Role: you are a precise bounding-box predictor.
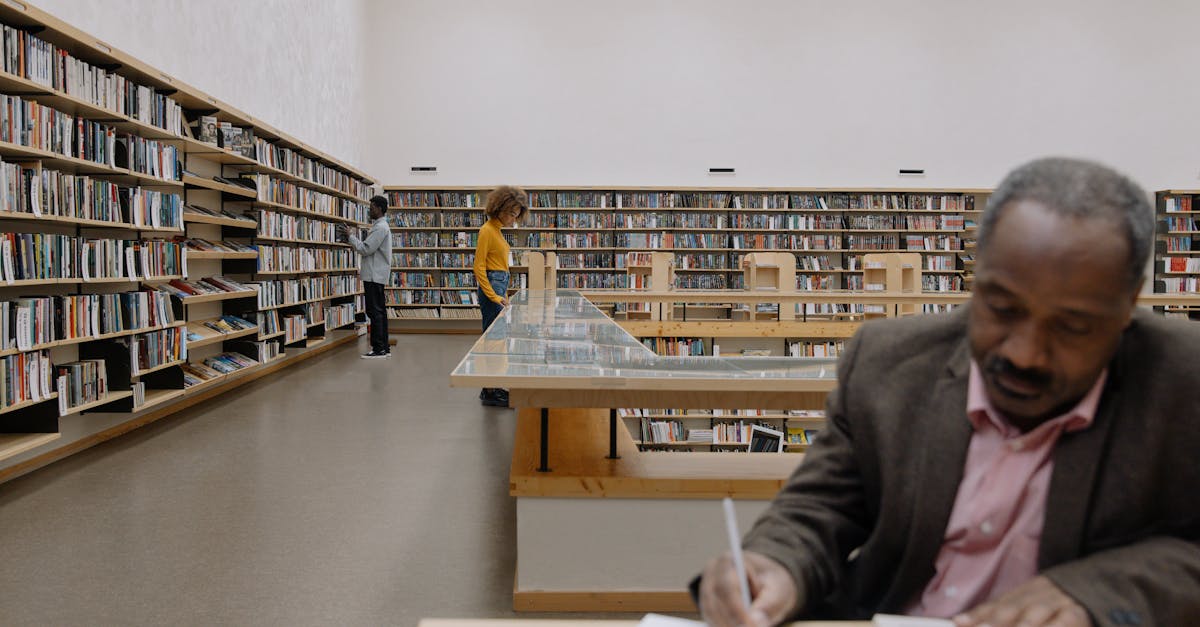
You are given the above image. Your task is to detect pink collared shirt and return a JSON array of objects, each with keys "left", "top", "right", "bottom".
[{"left": 907, "top": 362, "right": 1107, "bottom": 618}]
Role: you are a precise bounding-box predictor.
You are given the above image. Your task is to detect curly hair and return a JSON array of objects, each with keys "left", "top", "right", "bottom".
[{"left": 484, "top": 185, "right": 528, "bottom": 221}]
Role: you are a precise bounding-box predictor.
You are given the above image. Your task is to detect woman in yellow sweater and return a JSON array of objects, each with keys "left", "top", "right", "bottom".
[{"left": 475, "top": 185, "right": 526, "bottom": 406}]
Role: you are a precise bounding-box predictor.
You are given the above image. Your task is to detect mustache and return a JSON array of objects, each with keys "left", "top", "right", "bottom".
[{"left": 985, "top": 356, "right": 1051, "bottom": 388}]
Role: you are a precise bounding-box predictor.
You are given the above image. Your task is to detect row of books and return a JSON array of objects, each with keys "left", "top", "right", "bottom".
[
  {"left": 386, "top": 289, "right": 479, "bottom": 306},
  {"left": 1158, "top": 277, "right": 1200, "bottom": 293},
  {"left": 284, "top": 314, "right": 307, "bottom": 343},
  {"left": 392, "top": 272, "right": 437, "bottom": 287},
  {"left": 1, "top": 291, "right": 175, "bottom": 352},
  {"left": 557, "top": 273, "right": 628, "bottom": 289},
  {"left": 1, "top": 349, "right": 52, "bottom": 410},
  {"left": 730, "top": 214, "right": 841, "bottom": 230},
  {"left": 798, "top": 275, "right": 838, "bottom": 291},
  {"left": 55, "top": 359, "right": 108, "bottom": 413},
  {"left": 730, "top": 234, "right": 837, "bottom": 250},
  {"left": 388, "top": 212, "right": 438, "bottom": 228},
  {"left": 1163, "top": 216, "right": 1198, "bottom": 232},
  {"left": 303, "top": 302, "right": 325, "bottom": 327},
  {"left": 786, "top": 340, "right": 845, "bottom": 358},
  {"left": 641, "top": 337, "right": 707, "bottom": 357},
  {"left": 183, "top": 239, "right": 256, "bottom": 254},
  {"left": 437, "top": 212, "right": 486, "bottom": 228},
  {"left": 194, "top": 119, "right": 254, "bottom": 158},
  {"left": 120, "top": 135, "right": 179, "bottom": 182},
  {"left": 251, "top": 137, "right": 370, "bottom": 200},
  {"left": 182, "top": 362, "right": 223, "bottom": 388},
  {"left": 615, "top": 233, "right": 727, "bottom": 248},
  {"left": 391, "top": 192, "right": 975, "bottom": 211},
  {"left": 325, "top": 303, "right": 356, "bottom": 330},
  {"left": 0, "top": 234, "right": 186, "bottom": 283},
  {"left": 256, "top": 209, "right": 338, "bottom": 243},
  {"left": 258, "top": 310, "right": 281, "bottom": 337},
  {"left": 1, "top": 23, "right": 183, "bottom": 134},
  {"left": 439, "top": 272, "right": 475, "bottom": 288},
  {"left": 1162, "top": 236, "right": 1197, "bottom": 252},
  {"left": 156, "top": 276, "right": 253, "bottom": 299},
  {"left": 255, "top": 245, "right": 358, "bottom": 273},
  {"left": 127, "top": 326, "right": 185, "bottom": 374},
  {"left": 245, "top": 174, "right": 369, "bottom": 224},
  {"left": 1163, "top": 257, "right": 1200, "bottom": 273},
  {"left": 678, "top": 274, "right": 729, "bottom": 289},
  {"left": 923, "top": 275, "right": 964, "bottom": 292},
  {"left": 393, "top": 232, "right": 439, "bottom": 247},
  {"left": 1164, "top": 197, "right": 1193, "bottom": 213},
  {"left": 557, "top": 252, "right": 616, "bottom": 269},
  {"left": 0, "top": 93, "right": 123, "bottom": 166},
  {"left": 251, "top": 275, "right": 361, "bottom": 309}
]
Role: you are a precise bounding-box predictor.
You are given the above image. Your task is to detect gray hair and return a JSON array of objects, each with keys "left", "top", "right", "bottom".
[{"left": 979, "top": 157, "right": 1153, "bottom": 289}]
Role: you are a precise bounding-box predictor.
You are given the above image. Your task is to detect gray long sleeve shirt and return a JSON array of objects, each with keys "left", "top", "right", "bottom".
[{"left": 348, "top": 216, "right": 392, "bottom": 284}]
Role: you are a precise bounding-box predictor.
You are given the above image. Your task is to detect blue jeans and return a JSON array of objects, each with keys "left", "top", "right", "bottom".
[{"left": 479, "top": 270, "right": 509, "bottom": 332}]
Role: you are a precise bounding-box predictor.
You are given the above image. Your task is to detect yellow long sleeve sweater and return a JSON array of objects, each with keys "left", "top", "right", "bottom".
[{"left": 473, "top": 218, "right": 509, "bottom": 304}]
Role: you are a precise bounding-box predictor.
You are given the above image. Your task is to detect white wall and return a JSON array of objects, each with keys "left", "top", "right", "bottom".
[
  {"left": 34, "top": 0, "right": 371, "bottom": 174},
  {"left": 364, "top": 0, "right": 1200, "bottom": 191}
]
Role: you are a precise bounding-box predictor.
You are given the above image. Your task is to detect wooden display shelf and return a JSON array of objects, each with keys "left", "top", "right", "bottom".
[
  {"left": 253, "top": 235, "right": 350, "bottom": 248},
  {"left": 231, "top": 159, "right": 368, "bottom": 204},
  {"left": 0, "top": 320, "right": 187, "bottom": 358},
  {"left": 177, "top": 290, "right": 258, "bottom": 305},
  {"left": 389, "top": 286, "right": 472, "bottom": 290},
  {"left": 257, "top": 291, "right": 362, "bottom": 311},
  {"left": 132, "top": 358, "right": 185, "bottom": 378},
  {"left": 182, "top": 210, "right": 257, "bottom": 229},
  {"left": 0, "top": 433, "right": 61, "bottom": 464},
  {"left": 242, "top": 198, "right": 367, "bottom": 227},
  {"left": 0, "top": 394, "right": 58, "bottom": 416},
  {"left": 136, "top": 388, "right": 187, "bottom": 411},
  {"left": 60, "top": 390, "right": 134, "bottom": 416},
  {"left": 181, "top": 173, "right": 258, "bottom": 197},
  {"left": 186, "top": 320, "right": 261, "bottom": 348},
  {"left": 254, "top": 268, "right": 357, "bottom": 276},
  {"left": 1, "top": 275, "right": 180, "bottom": 288},
  {"left": 257, "top": 330, "right": 286, "bottom": 340},
  {"left": 0, "top": 212, "right": 138, "bottom": 229},
  {"left": 185, "top": 249, "right": 258, "bottom": 260}
]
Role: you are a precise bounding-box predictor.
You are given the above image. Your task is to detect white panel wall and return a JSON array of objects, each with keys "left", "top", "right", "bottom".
[
  {"left": 364, "top": 0, "right": 1200, "bottom": 191},
  {"left": 33, "top": 0, "right": 371, "bottom": 173}
]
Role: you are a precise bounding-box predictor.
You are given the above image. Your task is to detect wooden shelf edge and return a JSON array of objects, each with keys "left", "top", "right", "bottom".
[
  {"left": 0, "top": 433, "right": 61, "bottom": 463},
  {"left": 60, "top": 390, "right": 135, "bottom": 416},
  {"left": 131, "top": 359, "right": 185, "bottom": 378},
  {"left": 0, "top": 393, "right": 59, "bottom": 415}
]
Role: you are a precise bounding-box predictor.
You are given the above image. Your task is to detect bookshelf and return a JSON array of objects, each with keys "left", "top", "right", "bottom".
[
  {"left": 1154, "top": 191, "right": 1200, "bottom": 320},
  {"left": 383, "top": 186, "right": 987, "bottom": 330},
  {"left": 0, "top": 0, "right": 374, "bottom": 469}
]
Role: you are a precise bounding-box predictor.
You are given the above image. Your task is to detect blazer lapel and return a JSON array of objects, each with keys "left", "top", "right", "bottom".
[
  {"left": 1038, "top": 343, "right": 1125, "bottom": 568},
  {"left": 881, "top": 338, "right": 974, "bottom": 610}
]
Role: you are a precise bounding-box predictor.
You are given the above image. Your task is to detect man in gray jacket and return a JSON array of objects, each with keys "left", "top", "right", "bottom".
[{"left": 341, "top": 195, "right": 392, "bottom": 358}]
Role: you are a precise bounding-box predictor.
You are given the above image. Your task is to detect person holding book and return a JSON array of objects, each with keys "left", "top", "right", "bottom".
[
  {"left": 338, "top": 195, "right": 392, "bottom": 359},
  {"left": 474, "top": 185, "right": 527, "bottom": 407},
  {"left": 696, "top": 158, "right": 1200, "bottom": 627}
]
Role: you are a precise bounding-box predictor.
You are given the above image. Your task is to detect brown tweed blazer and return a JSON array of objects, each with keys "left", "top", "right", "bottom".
[{"left": 740, "top": 307, "right": 1200, "bottom": 626}]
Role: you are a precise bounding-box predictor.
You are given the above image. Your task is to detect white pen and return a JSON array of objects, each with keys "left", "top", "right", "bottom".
[{"left": 722, "top": 497, "right": 753, "bottom": 611}]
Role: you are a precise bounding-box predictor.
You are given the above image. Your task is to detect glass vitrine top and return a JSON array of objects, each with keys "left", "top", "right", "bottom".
[{"left": 452, "top": 290, "right": 839, "bottom": 382}]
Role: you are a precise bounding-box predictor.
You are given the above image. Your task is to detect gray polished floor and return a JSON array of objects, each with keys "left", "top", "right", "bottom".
[{"left": 0, "top": 335, "right": 536, "bottom": 626}]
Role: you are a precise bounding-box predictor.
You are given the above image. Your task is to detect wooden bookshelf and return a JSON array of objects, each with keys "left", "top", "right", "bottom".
[
  {"left": 1154, "top": 191, "right": 1200, "bottom": 309},
  {"left": 384, "top": 186, "right": 986, "bottom": 328},
  {"left": 0, "top": 0, "right": 375, "bottom": 474}
]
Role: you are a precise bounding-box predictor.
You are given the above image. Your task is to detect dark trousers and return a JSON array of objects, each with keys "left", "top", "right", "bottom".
[{"left": 364, "top": 281, "right": 387, "bottom": 353}]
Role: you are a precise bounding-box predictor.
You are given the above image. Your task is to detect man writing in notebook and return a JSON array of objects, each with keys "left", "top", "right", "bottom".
[{"left": 697, "top": 158, "right": 1200, "bottom": 626}]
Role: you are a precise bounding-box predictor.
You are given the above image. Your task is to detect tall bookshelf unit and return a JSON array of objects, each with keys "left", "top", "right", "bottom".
[
  {"left": 0, "top": 1, "right": 374, "bottom": 472},
  {"left": 383, "top": 186, "right": 987, "bottom": 328},
  {"left": 1154, "top": 191, "right": 1200, "bottom": 319}
]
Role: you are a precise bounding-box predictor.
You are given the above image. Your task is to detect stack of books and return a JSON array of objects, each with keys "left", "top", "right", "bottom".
[
  {"left": 203, "top": 352, "right": 259, "bottom": 375},
  {"left": 181, "top": 362, "right": 223, "bottom": 387},
  {"left": 183, "top": 238, "right": 256, "bottom": 254},
  {"left": 55, "top": 359, "right": 108, "bottom": 412},
  {"left": 202, "top": 315, "right": 257, "bottom": 334},
  {"left": 156, "top": 276, "right": 253, "bottom": 298}
]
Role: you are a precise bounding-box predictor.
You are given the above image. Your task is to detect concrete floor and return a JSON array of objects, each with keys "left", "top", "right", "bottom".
[{"left": 0, "top": 334, "right": 550, "bottom": 626}]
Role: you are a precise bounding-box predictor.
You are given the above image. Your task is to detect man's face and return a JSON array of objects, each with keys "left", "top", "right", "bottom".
[
  {"left": 370, "top": 205, "right": 385, "bottom": 220},
  {"left": 968, "top": 200, "right": 1139, "bottom": 430}
]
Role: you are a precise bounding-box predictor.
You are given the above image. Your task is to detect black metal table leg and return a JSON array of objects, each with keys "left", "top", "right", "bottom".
[
  {"left": 537, "top": 407, "right": 552, "bottom": 472},
  {"left": 607, "top": 408, "right": 621, "bottom": 459}
]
